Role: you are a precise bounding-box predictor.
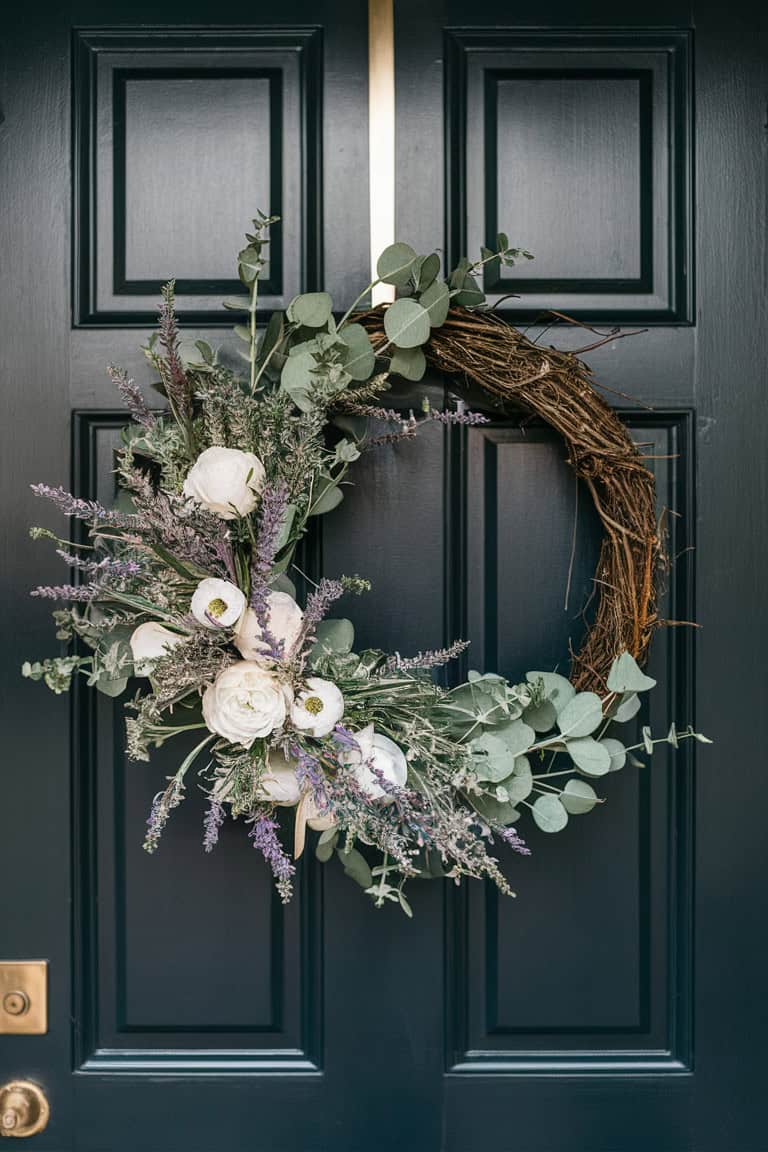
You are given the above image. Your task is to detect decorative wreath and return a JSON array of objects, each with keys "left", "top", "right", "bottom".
[{"left": 23, "top": 215, "right": 705, "bottom": 913}]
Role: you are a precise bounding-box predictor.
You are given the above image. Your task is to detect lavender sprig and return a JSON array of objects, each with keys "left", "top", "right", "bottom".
[
  {"left": 496, "top": 825, "right": 531, "bottom": 856},
  {"left": 31, "top": 484, "right": 142, "bottom": 529},
  {"left": 248, "top": 809, "right": 296, "bottom": 903},
  {"left": 144, "top": 776, "right": 185, "bottom": 854},
  {"left": 249, "top": 481, "right": 289, "bottom": 658},
  {"left": 382, "top": 639, "right": 470, "bottom": 674},
  {"left": 31, "top": 584, "right": 97, "bottom": 601},
  {"left": 425, "top": 406, "right": 489, "bottom": 426},
  {"left": 203, "top": 797, "right": 226, "bottom": 853},
  {"left": 56, "top": 549, "right": 141, "bottom": 579},
  {"left": 157, "top": 279, "right": 192, "bottom": 420},
  {"left": 107, "top": 365, "right": 155, "bottom": 429},
  {"left": 291, "top": 744, "right": 329, "bottom": 810}
]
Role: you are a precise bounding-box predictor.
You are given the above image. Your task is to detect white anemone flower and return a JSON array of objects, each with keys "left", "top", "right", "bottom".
[
  {"left": 191, "top": 578, "right": 246, "bottom": 629},
  {"left": 290, "top": 677, "right": 344, "bottom": 738}
]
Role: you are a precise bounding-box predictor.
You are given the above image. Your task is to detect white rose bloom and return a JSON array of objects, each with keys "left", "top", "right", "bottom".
[
  {"left": 341, "top": 723, "right": 408, "bottom": 800},
  {"left": 235, "top": 591, "right": 304, "bottom": 661},
  {"left": 291, "top": 677, "right": 344, "bottom": 738},
  {"left": 182, "top": 445, "right": 265, "bottom": 520},
  {"left": 129, "top": 621, "right": 183, "bottom": 676},
  {"left": 191, "top": 578, "right": 246, "bottom": 629},
  {"left": 202, "top": 661, "right": 291, "bottom": 747},
  {"left": 257, "top": 750, "right": 302, "bottom": 806}
]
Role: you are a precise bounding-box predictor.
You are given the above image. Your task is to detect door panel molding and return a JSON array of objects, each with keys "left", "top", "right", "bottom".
[
  {"left": 72, "top": 28, "right": 323, "bottom": 327},
  {"left": 71, "top": 413, "right": 323, "bottom": 1074},
  {"left": 445, "top": 30, "right": 693, "bottom": 322},
  {"left": 444, "top": 411, "right": 695, "bottom": 1074}
]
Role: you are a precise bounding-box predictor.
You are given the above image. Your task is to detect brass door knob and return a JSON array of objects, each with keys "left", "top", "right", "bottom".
[{"left": 0, "top": 1083, "right": 49, "bottom": 1139}]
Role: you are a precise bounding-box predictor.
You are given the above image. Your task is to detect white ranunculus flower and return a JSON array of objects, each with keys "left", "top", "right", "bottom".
[
  {"left": 340, "top": 723, "right": 408, "bottom": 800},
  {"left": 202, "top": 661, "right": 291, "bottom": 747},
  {"left": 191, "top": 577, "right": 246, "bottom": 629},
  {"left": 291, "top": 677, "right": 344, "bottom": 738},
  {"left": 257, "top": 750, "right": 302, "bottom": 806},
  {"left": 234, "top": 592, "right": 304, "bottom": 661},
  {"left": 182, "top": 445, "right": 265, "bottom": 520},
  {"left": 129, "top": 621, "right": 184, "bottom": 676}
]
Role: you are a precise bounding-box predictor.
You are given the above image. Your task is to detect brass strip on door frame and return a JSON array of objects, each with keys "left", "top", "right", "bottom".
[{"left": 368, "top": 0, "right": 396, "bottom": 305}]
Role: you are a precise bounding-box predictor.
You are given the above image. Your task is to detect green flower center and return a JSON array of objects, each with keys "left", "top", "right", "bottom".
[
  {"left": 207, "top": 597, "right": 228, "bottom": 618},
  {"left": 304, "top": 695, "right": 324, "bottom": 715}
]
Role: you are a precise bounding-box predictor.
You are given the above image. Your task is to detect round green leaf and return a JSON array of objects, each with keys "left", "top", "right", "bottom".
[
  {"left": 526, "top": 670, "right": 575, "bottom": 712},
  {"left": 523, "top": 698, "right": 557, "bottom": 733},
  {"left": 612, "top": 692, "right": 641, "bottom": 723},
  {"left": 383, "top": 298, "right": 431, "bottom": 348},
  {"left": 600, "top": 738, "right": 627, "bottom": 772},
  {"left": 471, "top": 732, "right": 515, "bottom": 783},
  {"left": 419, "top": 279, "right": 450, "bottom": 327},
  {"left": 288, "top": 292, "right": 333, "bottom": 328},
  {"left": 532, "top": 794, "right": 569, "bottom": 833},
  {"left": 566, "top": 736, "right": 611, "bottom": 776},
  {"left": 237, "top": 246, "right": 261, "bottom": 283},
  {"left": 471, "top": 792, "right": 521, "bottom": 827},
  {"left": 390, "top": 345, "right": 427, "bottom": 381},
  {"left": 310, "top": 618, "right": 355, "bottom": 662},
  {"left": 376, "top": 242, "right": 418, "bottom": 286},
  {"left": 561, "top": 779, "right": 598, "bottom": 815},
  {"left": 309, "top": 483, "right": 344, "bottom": 516},
  {"left": 280, "top": 349, "right": 315, "bottom": 411},
  {"left": 416, "top": 252, "right": 441, "bottom": 291},
  {"left": 337, "top": 846, "right": 373, "bottom": 889},
  {"left": 452, "top": 273, "right": 485, "bottom": 307},
  {"left": 607, "top": 651, "right": 657, "bottom": 694},
  {"left": 339, "top": 323, "right": 375, "bottom": 381},
  {"left": 500, "top": 756, "right": 533, "bottom": 804},
  {"left": 557, "top": 691, "right": 603, "bottom": 738},
  {"left": 494, "top": 718, "right": 536, "bottom": 757}
]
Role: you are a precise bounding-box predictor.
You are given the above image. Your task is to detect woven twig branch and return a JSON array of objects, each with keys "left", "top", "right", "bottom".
[{"left": 360, "top": 306, "right": 663, "bottom": 693}]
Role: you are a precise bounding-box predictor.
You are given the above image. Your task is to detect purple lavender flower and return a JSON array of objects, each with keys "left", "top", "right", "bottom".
[
  {"left": 248, "top": 809, "right": 295, "bottom": 903},
  {"left": 291, "top": 744, "right": 329, "bottom": 810},
  {"left": 426, "top": 407, "right": 489, "bottom": 426},
  {"left": 331, "top": 724, "right": 360, "bottom": 750},
  {"left": 157, "top": 280, "right": 192, "bottom": 418},
  {"left": 249, "top": 481, "right": 289, "bottom": 658},
  {"left": 31, "top": 584, "right": 96, "bottom": 601},
  {"left": 55, "top": 550, "right": 141, "bottom": 579},
  {"left": 107, "top": 365, "right": 155, "bottom": 429},
  {"left": 203, "top": 797, "right": 225, "bottom": 852},
  {"left": 496, "top": 825, "right": 531, "bottom": 857},
  {"left": 31, "top": 484, "right": 141, "bottom": 529},
  {"left": 382, "top": 639, "right": 470, "bottom": 674}
]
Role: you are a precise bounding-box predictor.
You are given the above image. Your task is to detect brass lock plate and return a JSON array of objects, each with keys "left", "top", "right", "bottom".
[{"left": 0, "top": 964, "right": 47, "bottom": 1035}]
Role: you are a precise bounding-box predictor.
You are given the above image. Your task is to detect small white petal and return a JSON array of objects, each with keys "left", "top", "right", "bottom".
[
  {"left": 290, "top": 677, "right": 344, "bottom": 738},
  {"left": 191, "top": 578, "right": 246, "bottom": 629}
]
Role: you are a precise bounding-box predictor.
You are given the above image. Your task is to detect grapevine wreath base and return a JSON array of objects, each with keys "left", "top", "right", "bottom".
[
  {"left": 362, "top": 306, "right": 662, "bottom": 694},
  {"left": 23, "top": 216, "right": 705, "bottom": 913}
]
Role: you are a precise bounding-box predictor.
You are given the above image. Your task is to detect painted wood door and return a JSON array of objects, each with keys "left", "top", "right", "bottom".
[{"left": 1, "top": 1, "right": 766, "bottom": 1150}]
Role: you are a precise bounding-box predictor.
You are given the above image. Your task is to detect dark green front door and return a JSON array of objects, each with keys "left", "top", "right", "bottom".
[{"left": 1, "top": 1, "right": 765, "bottom": 1149}]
